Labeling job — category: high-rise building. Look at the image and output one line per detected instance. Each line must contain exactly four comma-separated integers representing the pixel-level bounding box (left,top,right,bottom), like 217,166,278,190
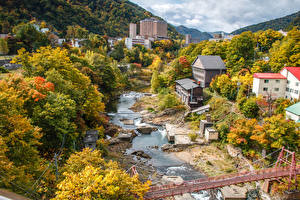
140,18,167,39
185,34,191,45
129,23,137,38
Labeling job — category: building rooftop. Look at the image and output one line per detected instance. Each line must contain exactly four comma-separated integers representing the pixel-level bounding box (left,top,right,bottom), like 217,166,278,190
285,102,300,116
253,73,286,79
175,78,200,90
282,67,300,81
192,55,226,70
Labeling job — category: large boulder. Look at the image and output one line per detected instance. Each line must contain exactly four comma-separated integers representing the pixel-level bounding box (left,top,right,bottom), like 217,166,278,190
131,150,152,159
108,138,122,145
136,126,157,134
120,119,134,125
117,132,133,142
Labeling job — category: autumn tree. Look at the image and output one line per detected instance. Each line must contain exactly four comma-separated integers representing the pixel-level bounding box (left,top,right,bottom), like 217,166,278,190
255,29,283,52
12,47,106,152
0,38,9,55
13,23,49,51
269,27,300,72
53,149,151,200
0,77,44,193
251,115,300,151
66,25,88,46
211,74,237,100
226,31,255,75
227,118,259,156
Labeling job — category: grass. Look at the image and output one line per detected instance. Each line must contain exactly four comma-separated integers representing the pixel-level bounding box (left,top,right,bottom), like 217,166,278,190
194,143,238,176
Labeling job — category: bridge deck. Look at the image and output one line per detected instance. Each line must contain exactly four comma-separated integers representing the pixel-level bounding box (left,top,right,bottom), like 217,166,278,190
144,166,300,200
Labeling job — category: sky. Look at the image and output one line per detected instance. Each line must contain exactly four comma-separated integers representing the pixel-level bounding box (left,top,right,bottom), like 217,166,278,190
130,0,300,33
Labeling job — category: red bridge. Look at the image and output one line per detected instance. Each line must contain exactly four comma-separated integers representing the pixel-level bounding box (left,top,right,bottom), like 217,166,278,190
143,147,299,200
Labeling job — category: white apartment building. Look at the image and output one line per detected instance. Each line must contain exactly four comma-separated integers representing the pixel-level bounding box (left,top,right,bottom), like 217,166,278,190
125,38,151,49
280,67,300,100
252,73,287,99
285,102,300,123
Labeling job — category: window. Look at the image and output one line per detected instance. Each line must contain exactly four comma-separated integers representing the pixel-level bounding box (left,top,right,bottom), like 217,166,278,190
276,80,280,83
296,82,299,86
295,90,299,94
274,88,279,92
286,87,289,92
264,80,269,83
290,89,294,93
263,87,268,91
287,80,290,84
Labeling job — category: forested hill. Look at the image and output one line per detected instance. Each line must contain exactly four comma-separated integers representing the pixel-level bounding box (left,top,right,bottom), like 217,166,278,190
175,25,212,41
231,11,300,34
0,0,180,38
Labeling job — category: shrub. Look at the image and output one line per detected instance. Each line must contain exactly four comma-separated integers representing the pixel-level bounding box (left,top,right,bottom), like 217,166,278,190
188,132,198,142
240,97,259,118
158,93,180,110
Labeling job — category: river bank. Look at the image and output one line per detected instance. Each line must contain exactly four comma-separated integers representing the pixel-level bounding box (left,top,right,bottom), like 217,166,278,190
129,93,269,200
107,92,225,200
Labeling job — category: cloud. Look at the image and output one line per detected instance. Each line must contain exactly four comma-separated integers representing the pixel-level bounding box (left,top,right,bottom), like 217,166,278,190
130,0,300,32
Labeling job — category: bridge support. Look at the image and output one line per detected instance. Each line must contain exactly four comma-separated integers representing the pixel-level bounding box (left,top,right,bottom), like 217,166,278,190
275,147,298,190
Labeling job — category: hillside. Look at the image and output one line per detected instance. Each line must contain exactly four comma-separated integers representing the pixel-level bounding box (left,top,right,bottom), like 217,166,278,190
175,25,212,41
232,11,300,34
0,0,180,38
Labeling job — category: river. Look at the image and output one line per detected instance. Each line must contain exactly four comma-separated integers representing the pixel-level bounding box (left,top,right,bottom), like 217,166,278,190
108,92,223,200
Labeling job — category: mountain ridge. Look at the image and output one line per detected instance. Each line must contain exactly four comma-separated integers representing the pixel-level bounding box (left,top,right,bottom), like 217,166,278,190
175,25,212,41
231,11,300,34
0,0,181,38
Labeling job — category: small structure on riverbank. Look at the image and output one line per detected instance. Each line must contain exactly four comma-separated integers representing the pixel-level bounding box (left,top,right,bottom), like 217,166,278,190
205,127,219,142
175,78,203,109
199,115,213,137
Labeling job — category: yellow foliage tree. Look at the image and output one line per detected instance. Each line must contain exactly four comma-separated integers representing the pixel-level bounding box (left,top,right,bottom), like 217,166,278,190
53,149,151,200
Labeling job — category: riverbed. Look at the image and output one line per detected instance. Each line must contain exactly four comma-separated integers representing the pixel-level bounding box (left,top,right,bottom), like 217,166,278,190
108,92,223,200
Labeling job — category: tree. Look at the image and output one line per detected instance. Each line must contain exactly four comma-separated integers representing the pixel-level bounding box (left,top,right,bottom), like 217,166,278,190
111,40,125,61
226,32,255,75
32,92,77,154
213,74,238,100
66,25,88,46
255,29,283,52
251,115,300,151
227,118,258,155
0,77,44,192
12,47,106,150
0,38,9,55
240,97,259,118
151,70,160,93
269,27,300,72
53,149,151,200
13,23,49,51
251,60,271,73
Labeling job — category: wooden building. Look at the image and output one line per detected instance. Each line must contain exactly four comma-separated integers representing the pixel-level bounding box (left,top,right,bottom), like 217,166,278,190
192,55,226,88
175,78,203,109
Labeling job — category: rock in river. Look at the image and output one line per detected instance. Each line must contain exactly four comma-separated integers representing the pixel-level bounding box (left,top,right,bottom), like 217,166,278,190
136,126,157,134
120,119,134,125
131,150,152,159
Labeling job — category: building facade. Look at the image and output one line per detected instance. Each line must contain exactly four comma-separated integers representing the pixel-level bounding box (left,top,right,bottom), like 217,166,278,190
252,73,287,99
252,67,300,100
280,67,300,100
191,55,226,88
285,102,300,123
140,18,168,39
129,23,137,38
125,37,151,49
175,78,203,109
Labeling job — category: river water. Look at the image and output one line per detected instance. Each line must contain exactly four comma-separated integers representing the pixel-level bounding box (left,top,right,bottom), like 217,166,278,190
108,92,223,200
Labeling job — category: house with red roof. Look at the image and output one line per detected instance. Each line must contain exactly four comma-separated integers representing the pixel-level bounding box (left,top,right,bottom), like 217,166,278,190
280,67,300,100
252,73,287,99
